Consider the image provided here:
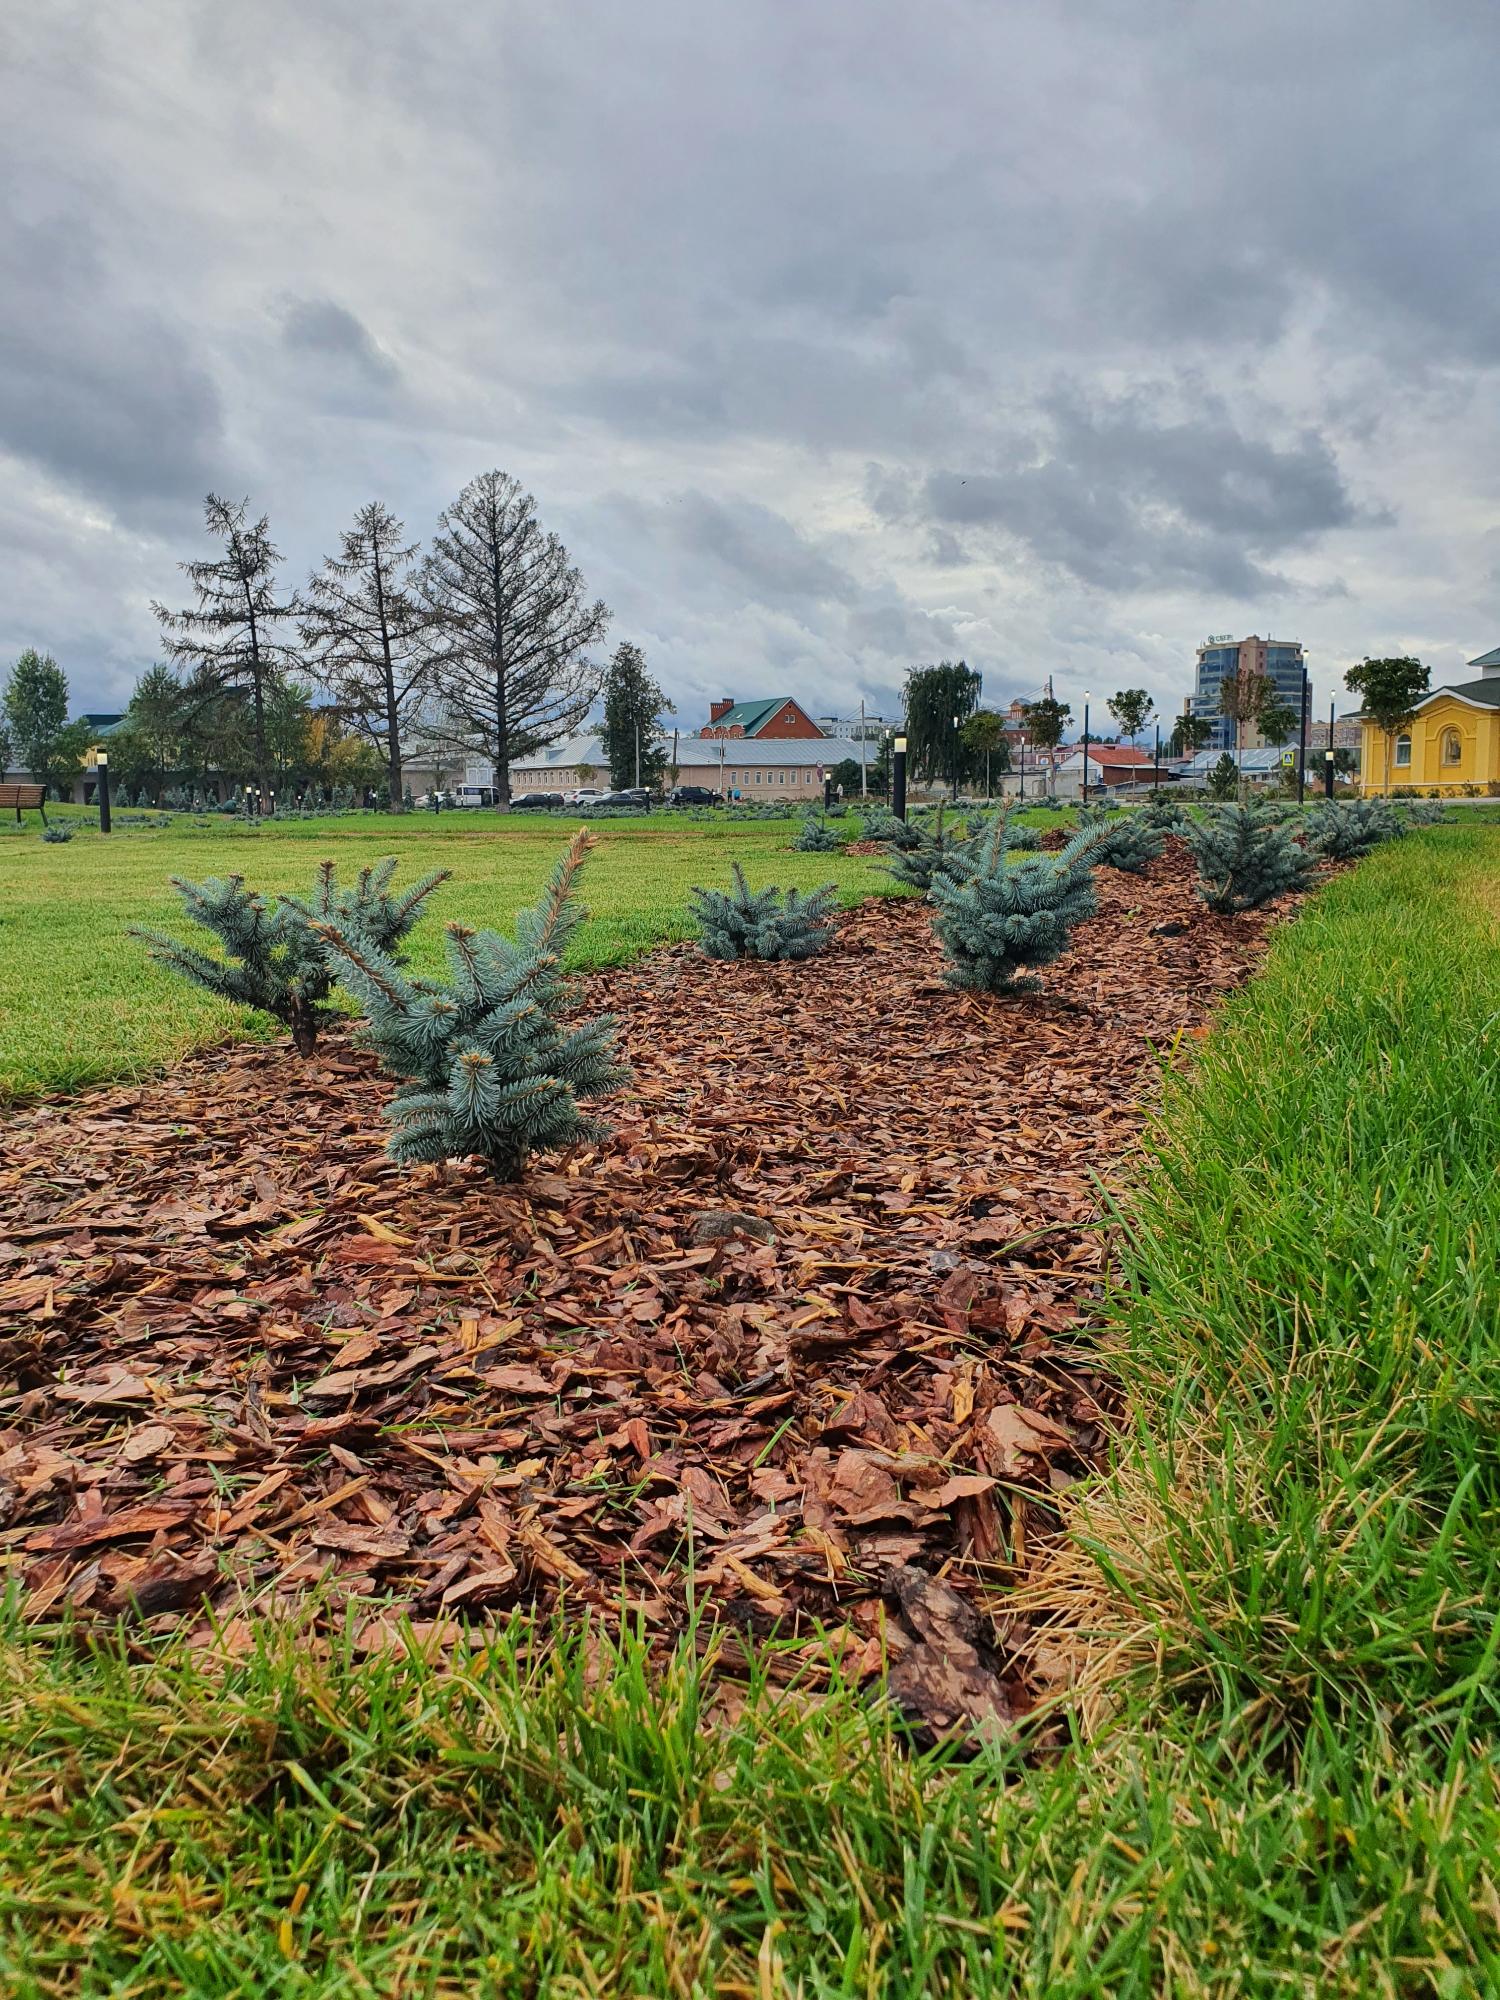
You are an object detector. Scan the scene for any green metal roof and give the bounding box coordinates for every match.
[1465,646,1500,671]
[710,698,798,735]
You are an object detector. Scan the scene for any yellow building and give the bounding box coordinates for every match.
[1360,648,1500,796]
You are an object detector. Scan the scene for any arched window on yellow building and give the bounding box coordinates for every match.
[1441,726,1463,766]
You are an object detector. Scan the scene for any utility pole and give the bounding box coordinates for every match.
[634,719,640,790]
[859,697,867,797]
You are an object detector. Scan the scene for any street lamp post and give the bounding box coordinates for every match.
[1081,693,1091,806]
[1324,750,1336,800]
[892,734,908,822]
[1297,667,1309,807]
[96,751,111,835]
[952,713,962,803]
[1153,723,1161,794]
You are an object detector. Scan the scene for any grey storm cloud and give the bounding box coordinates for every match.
[888,387,1371,598]
[281,298,400,392]
[2,0,1498,714]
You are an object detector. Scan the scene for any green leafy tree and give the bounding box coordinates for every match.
[1345,656,1429,796]
[961,710,1011,796]
[1021,696,1072,797]
[904,661,983,785]
[601,642,673,791]
[1182,804,1312,912]
[931,814,1101,991]
[1257,694,1300,748]
[829,756,863,795]
[1106,688,1155,748]
[4,649,70,792]
[1168,712,1214,759]
[690,864,837,960]
[153,496,303,802]
[132,858,446,1054]
[315,830,627,1176]
[44,719,93,802]
[111,664,189,804]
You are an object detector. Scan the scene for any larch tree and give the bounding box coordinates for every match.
[418,471,609,809]
[302,502,428,810]
[601,642,673,791]
[152,496,303,801]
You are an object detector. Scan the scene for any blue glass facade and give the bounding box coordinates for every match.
[1190,638,1306,753]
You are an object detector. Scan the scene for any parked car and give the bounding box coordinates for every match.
[665,785,722,807]
[563,786,609,806]
[596,788,652,811]
[512,791,567,811]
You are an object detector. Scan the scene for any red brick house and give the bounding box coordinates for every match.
[700,697,826,740]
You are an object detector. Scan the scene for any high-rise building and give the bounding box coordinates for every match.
[1190,635,1307,752]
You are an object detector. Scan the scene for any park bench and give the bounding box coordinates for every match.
[0,783,48,825]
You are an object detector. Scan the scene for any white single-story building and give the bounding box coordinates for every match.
[506,734,849,800]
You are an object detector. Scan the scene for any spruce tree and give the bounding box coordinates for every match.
[1141,793,1187,831]
[1303,798,1404,860]
[690,863,837,960]
[1206,752,1240,801]
[930,816,1101,992]
[314,829,628,1178]
[1401,799,1447,826]
[1074,804,1164,874]
[792,809,842,852]
[1182,804,1313,912]
[880,803,968,892]
[132,858,447,1054]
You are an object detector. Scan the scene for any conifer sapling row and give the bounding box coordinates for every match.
[1181,803,1313,912]
[930,810,1102,992]
[314,828,629,1178]
[690,863,837,960]
[131,858,448,1055]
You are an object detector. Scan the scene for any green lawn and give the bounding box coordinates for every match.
[3,824,1498,1993]
[0,808,897,1100]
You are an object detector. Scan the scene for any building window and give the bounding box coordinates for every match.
[1394,734,1412,767]
[778,770,785,784]
[754,772,762,785]
[1442,727,1463,765]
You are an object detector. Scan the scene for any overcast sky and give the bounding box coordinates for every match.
[4,0,1498,732]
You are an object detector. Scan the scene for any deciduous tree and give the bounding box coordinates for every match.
[904,662,983,786]
[1106,687,1155,748]
[302,502,427,810]
[1021,696,1071,796]
[419,472,609,810]
[4,649,70,792]
[153,496,303,800]
[1345,655,1429,795]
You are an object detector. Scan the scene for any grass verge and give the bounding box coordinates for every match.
[2,825,1498,1994]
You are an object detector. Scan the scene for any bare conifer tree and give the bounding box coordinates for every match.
[303,502,427,809]
[152,495,302,800]
[418,471,609,808]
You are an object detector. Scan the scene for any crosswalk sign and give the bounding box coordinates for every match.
[1280,750,1296,768]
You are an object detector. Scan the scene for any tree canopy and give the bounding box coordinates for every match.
[903,661,982,784]
[1106,688,1155,746]
[601,642,673,791]
[419,471,609,808]
[4,649,71,794]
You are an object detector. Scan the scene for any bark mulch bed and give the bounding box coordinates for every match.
[0,848,1282,1733]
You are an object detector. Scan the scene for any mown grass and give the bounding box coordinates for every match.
[3,823,1498,1994]
[0,808,897,1100]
